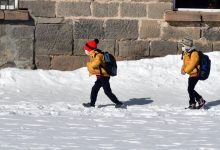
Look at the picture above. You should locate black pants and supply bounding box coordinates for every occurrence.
[90,77,121,105]
[188,77,202,105]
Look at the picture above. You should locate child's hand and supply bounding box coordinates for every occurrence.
[181,70,186,75]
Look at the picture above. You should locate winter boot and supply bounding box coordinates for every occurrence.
[197,98,206,109]
[188,103,196,109]
[83,102,95,108]
[115,102,125,108]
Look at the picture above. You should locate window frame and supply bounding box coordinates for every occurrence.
[173,0,220,12]
[0,0,18,10]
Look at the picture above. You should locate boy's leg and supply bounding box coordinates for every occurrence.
[90,79,102,106]
[194,85,202,103]
[101,77,122,105]
[188,77,199,106]
[190,77,202,103]
[194,92,202,103]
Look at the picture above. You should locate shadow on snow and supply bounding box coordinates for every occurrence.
[123,98,153,106]
[97,98,153,108]
[205,99,220,109]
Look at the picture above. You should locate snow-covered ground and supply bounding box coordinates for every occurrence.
[0,52,220,150]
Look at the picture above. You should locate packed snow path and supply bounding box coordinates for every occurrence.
[0,52,220,150]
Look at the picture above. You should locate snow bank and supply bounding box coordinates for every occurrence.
[0,52,220,150]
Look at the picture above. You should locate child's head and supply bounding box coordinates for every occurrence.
[180,37,194,52]
[84,39,99,55]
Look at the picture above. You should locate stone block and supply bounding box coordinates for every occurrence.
[14,60,34,69]
[0,32,15,67]
[194,40,213,52]
[150,41,177,57]
[203,27,220,41]
[51,56,89,71]
[35,23,73,55]
[16,39,34,60]
[105,19,138,40]
[121,3,147,17]
[8,25,35,39]
[118,40,150,58]
[74,19,104,39]
[93,2,119,17]
[213,42,220,51]
[0,43,8,66]
[165,10,201,22]
[140,20,160,39]
[0,25,6,36]
[36,55,51,70]
[98,39,116,55]
[0,62,16,68]
[4,10,29,21]
[202,12,220,22]
[0,25,34,69]
[162,25,200,40]
[0,43,33,69]
[57,1,91,17]
[0,10,4,20]
[148,3,172,19]
[74,39,88,56]
[19,0,56,17]
[74,39,116,56]
[35,17,65,24]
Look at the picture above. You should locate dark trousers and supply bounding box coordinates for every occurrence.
[188,77,202,105]
[90,77,121,105]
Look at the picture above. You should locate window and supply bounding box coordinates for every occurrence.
[173,0,220,11]
[0,0,18,10]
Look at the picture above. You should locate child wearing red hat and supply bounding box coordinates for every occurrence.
[83,39,124,108]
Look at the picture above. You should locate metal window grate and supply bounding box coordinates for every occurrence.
[0,0,18,10]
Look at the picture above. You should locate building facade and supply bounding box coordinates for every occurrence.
[0,0,219,70]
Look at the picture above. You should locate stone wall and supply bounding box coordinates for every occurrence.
[0,0,219,70]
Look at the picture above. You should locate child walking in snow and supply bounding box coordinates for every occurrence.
[180,38,206,109]
[82,39,124,108]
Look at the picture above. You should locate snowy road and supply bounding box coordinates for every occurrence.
[1,104,220,150]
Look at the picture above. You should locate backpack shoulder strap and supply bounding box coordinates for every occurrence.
[188,49,197,58]
[94,49,104,54]
[94,49,106,74]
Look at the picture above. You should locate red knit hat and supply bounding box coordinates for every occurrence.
[84,39,99,52]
